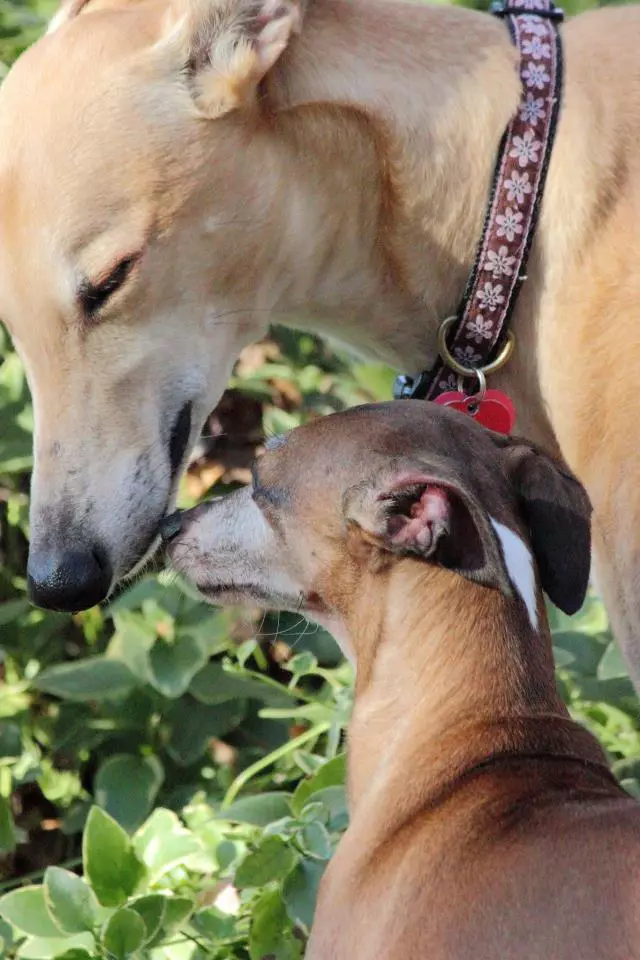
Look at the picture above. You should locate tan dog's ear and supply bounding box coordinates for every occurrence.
[502,442,592,616]
[48,0,91,32]
[343,460,513,599]
[48,0,144,33]
[162,0,303,118]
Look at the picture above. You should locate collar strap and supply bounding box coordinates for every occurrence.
[394,0,564,402]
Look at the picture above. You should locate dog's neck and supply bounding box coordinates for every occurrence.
[343,562,600,823]
[255,0,521,371]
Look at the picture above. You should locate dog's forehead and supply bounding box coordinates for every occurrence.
[0,2,183,210]
[262,403,505,492]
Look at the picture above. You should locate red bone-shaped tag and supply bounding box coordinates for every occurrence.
[434,389,516,435]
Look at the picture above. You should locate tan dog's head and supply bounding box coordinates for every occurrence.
[163,402,592,661]
[0,0,305,610]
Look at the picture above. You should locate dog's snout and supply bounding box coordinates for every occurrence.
[27,543,112,612]
[159,510,185,543]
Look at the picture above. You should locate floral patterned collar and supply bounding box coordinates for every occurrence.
[394,0,564,403]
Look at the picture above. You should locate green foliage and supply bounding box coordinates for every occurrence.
[1,0,640,955]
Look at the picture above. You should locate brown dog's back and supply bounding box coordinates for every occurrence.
[309,762,640,959]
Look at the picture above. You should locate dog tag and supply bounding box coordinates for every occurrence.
[434,389,516,435]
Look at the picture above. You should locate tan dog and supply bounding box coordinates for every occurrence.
[0,0,640,683]
[162,401,640,959]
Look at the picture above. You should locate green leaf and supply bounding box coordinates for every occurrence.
[51,951,94,960]
[250,890,301,960]
[107,612,156,684]
[83,807,145,907]
[0,797,16,854]
[190,907,236,940]
[350,362,395,400]
[0,721,22,758]
[221,793,292,827]
[43,868,99,935]
[553,646,576,668]
[291,755,346,816]
[15,934,94,959]
[282,859,326,930]
[34,659,137,702]
[621,778,640,799]
[0,917,13,952]
[106,579,170,616]
[160,897,194,931]
[0,886,62,938]
[298,822,332,861]
[216,840,239,870]
[101,907,145,960]
[550,631,606,677]
[612,756,640,781]
[0,598,31,628]
[147,636,209,699]
[547,594,609,636]
[235,836,298,888]
[128,895,166,945]
[312,786,349,832]
[597,641,629,681]
[146,897,194,948]
[166,697,246,766]
[286,652,318,678]
[133,809,202,882]
[188,661,294,707]
[95,754,164,833]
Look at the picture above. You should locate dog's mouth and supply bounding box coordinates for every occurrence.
[193,580,302,611]
[198,582,272,603]
[119,403,193,581]
[169,401,193,480]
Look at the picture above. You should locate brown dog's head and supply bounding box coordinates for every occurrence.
[0,0,307,610]
[163,402,592,659]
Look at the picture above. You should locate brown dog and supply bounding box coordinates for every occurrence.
[1,0,640,689]
[162,402,640,959]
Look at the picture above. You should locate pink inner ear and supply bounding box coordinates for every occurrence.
[391,485,451,551]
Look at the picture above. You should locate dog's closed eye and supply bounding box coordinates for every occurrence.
[79,255,139,318]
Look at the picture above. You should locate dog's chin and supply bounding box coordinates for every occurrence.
[195,581,300,611]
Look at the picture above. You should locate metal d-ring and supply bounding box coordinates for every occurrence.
[457,369,487,410]
[437,315,515,379]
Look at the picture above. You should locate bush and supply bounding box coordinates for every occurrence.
[1,0,639,957]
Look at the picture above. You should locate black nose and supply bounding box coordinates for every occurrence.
[159,510,184,544]
[27,545,113,612]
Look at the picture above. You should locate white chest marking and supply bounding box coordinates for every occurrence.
[490,518,538,631]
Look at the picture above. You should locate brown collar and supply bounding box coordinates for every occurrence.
[394,0,564,403]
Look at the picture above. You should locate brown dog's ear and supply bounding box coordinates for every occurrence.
[162,0,303,118]
[502,442,592,616]
[343,461,513,598]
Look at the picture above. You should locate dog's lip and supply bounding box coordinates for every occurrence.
[169,402,193,480]
[197,582,270,601]
[195,581,301,609]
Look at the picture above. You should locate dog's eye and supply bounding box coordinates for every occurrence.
[80,256,138,317]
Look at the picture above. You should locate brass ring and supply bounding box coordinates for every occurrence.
[437,316,515,379]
